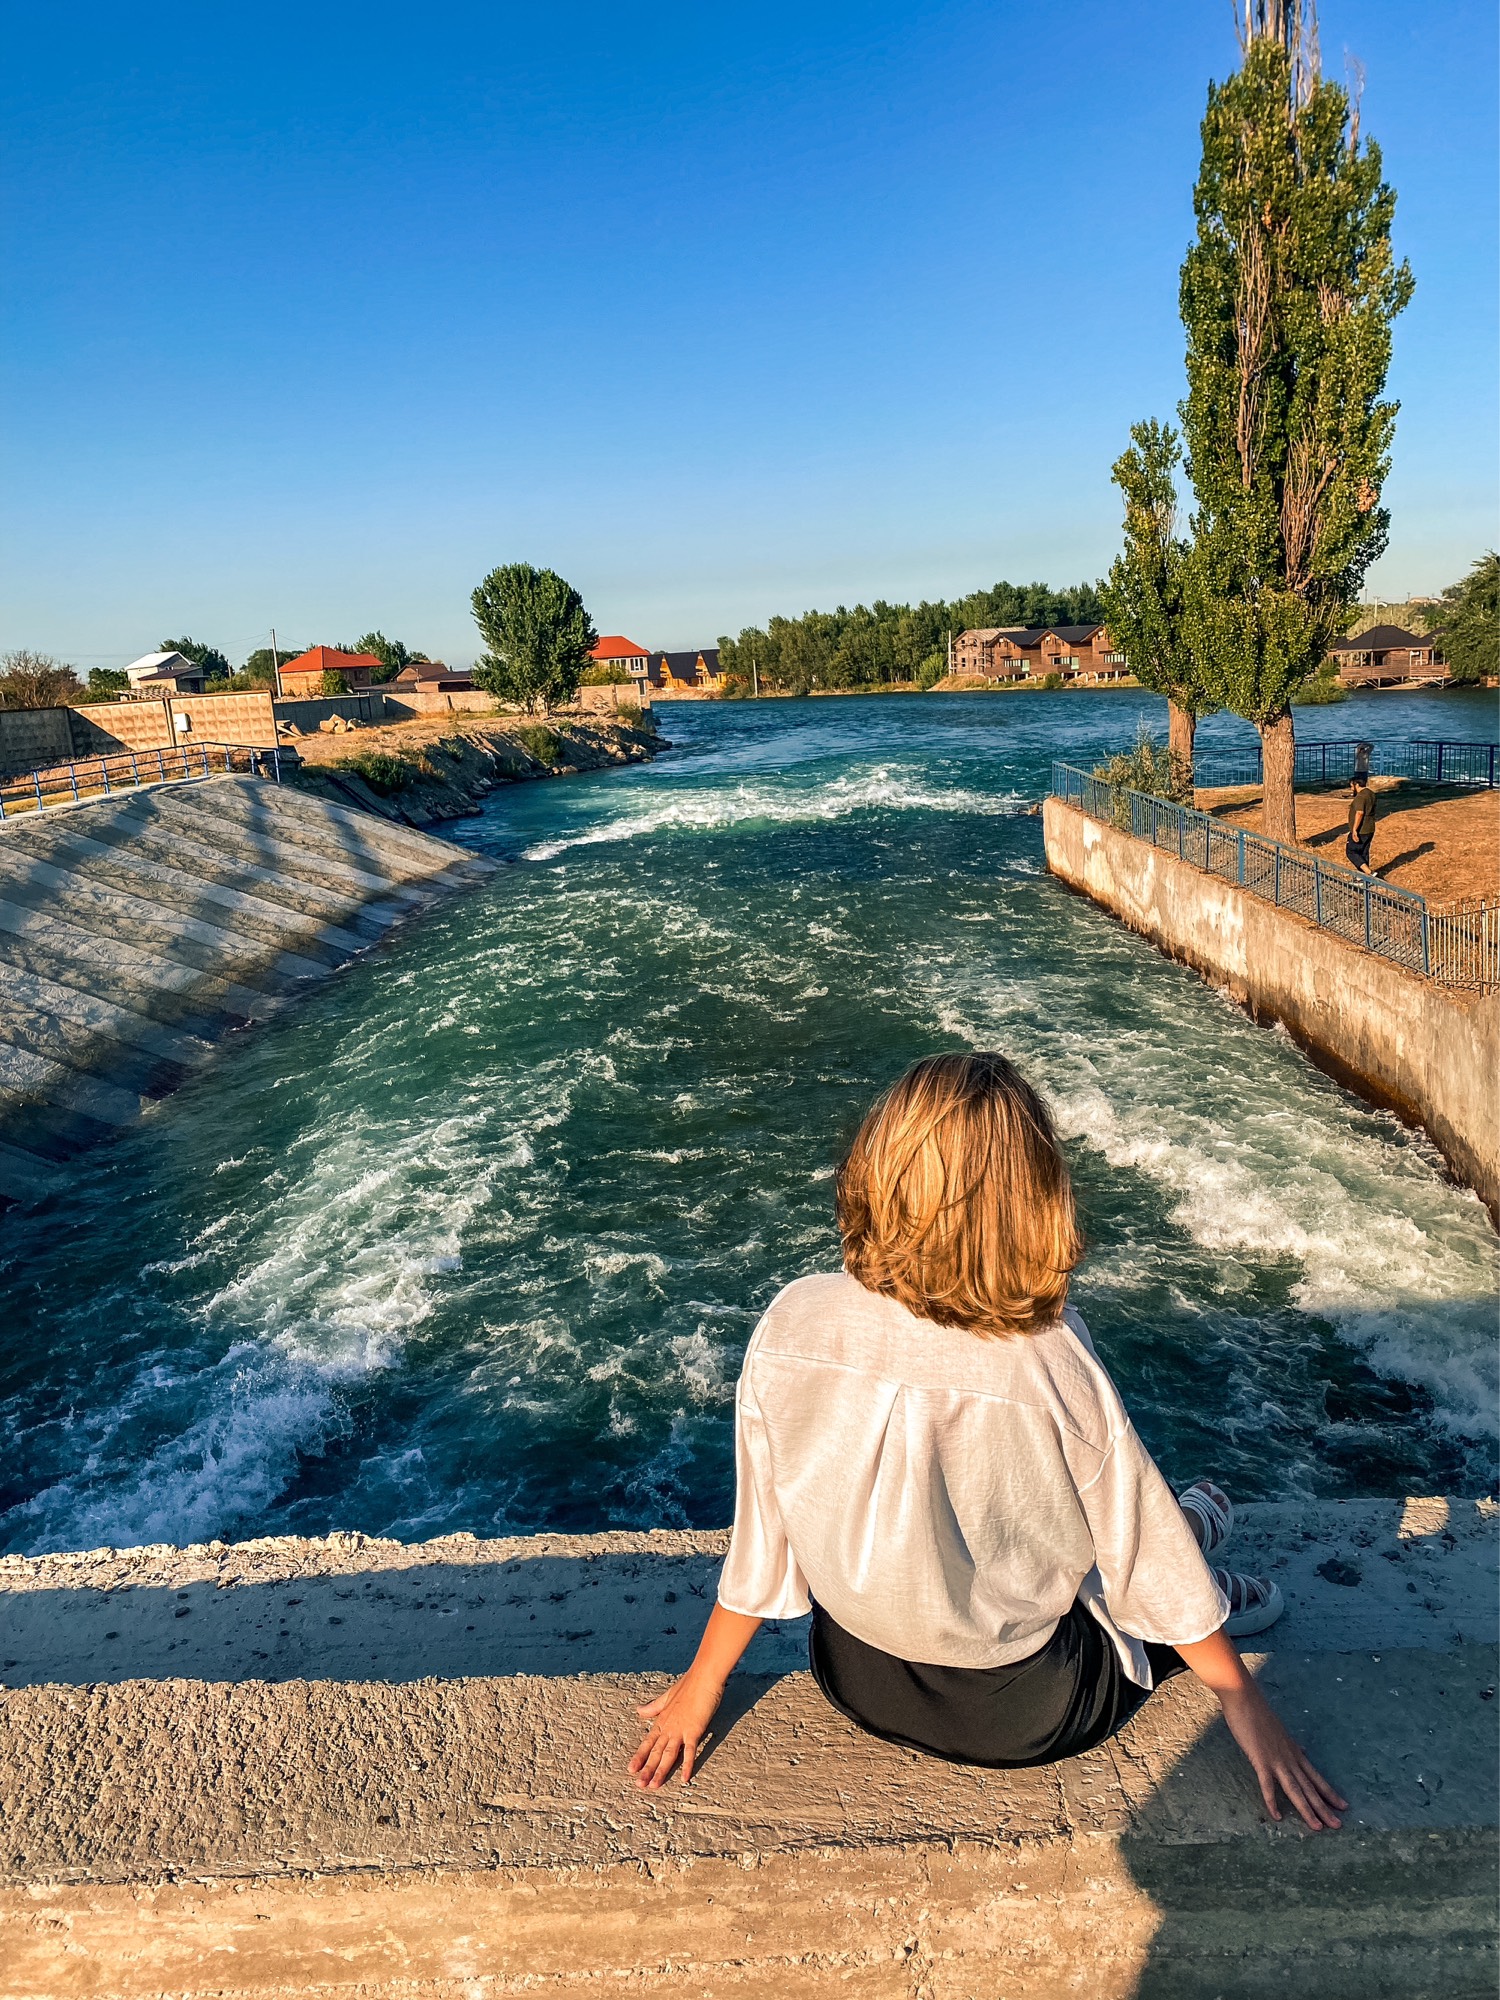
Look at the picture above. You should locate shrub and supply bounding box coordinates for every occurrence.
[512,723,561,765]
[321,670,350,696]
[1039,671,1064,691]
[1292,669,1349,706]
[915,652,946,690]
[337,750,413,794]
[1094,728,1193,827]
[580,662,632,686]
[615,702,644,728]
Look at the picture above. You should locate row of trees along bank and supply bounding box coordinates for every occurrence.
[1101,0,1412,844]
[716,582,1104,696]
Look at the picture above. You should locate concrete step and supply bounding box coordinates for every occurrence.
[10,819,372,963]
[0,848,337,995]
[0,917,264,1044]
[0,1499,1492,1999]
[132,786,445,906]
[0,966,204,1101]
[0,1039,150,1160]
[163,779,484,887]
[64,796,409,935]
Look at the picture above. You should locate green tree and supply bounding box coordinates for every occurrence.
[716,579,1105,695]
[580,661,632,685]
[1177,2,1412,840]
[470,564,597,714]
[0,651,84,707]
[239,646,303,688]
[349,631,427,682]
[1101,421,1212,775]
[320,670,350,695]
[1435,553,1498,685]
[84,666,131,700]
[160,635,231,680]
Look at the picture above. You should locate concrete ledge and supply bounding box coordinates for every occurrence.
[0,1500,1494,1997]
[1042,797,1500,1222]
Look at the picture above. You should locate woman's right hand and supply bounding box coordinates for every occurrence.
[1216,1679,1347,1830]
[1175,1625,1347,1831]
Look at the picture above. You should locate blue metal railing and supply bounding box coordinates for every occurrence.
[0,740,283,821]
[1192,737,1497,792]
[1050,759,1498,990]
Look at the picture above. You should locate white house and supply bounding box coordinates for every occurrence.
[123,650,207,697]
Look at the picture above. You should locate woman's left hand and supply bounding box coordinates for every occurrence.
[630,1670,724,1788]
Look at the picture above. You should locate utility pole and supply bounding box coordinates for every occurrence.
[946,628,952,677]
[270,628,282,698]
[751,652,759,700]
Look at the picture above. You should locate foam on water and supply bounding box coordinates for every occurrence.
[2,690,1495,1554]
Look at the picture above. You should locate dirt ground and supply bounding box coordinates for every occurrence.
[1197,777,1498,905]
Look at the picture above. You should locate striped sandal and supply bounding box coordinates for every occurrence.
[1214,1568,1285,1638]
[1178,1480,1234,1559]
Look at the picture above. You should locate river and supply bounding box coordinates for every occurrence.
[2,688,1496,1555]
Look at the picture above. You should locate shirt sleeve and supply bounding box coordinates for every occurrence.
[1076,1417,1230,1648]
[716,1357,812,1621]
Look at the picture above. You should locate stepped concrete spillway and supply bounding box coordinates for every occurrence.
[0,775,493,1202]
[0,1496,1493,1997]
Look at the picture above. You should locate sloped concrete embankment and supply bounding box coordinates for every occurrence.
[1043,797,1500,1223]
[0,1498,1493,1998]
[0,775,493,1203]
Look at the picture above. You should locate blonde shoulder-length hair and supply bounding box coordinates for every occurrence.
[836,1051,1082,1338]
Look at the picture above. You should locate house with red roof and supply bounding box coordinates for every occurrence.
[276,646,385,694]
[588,636,654,694]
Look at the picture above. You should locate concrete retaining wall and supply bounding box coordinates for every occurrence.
[378,686,497,718]
[0,1498,1492,1998]
[0,707,73,774]
[69,691,279,754]
[1,695,280,773]
[272,691,388,732]
[1044,798,1500,1221]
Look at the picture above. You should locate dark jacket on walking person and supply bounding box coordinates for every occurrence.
[1346,779,1377,874]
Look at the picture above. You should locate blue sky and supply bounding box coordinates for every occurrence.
[2,0,1495,667]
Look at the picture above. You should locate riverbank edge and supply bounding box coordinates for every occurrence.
[287,713,665,827]
[0,1498,1493,1999]
[1042,796,1500,1225]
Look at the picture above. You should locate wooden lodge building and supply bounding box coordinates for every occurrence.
[947,624,1130,685]
[1326,625,1446,687]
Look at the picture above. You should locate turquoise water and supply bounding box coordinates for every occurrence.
[2,689,1496,1555]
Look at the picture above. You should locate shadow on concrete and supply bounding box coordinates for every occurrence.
[0,1550,807,1691]
[1115,1644,1500,1998]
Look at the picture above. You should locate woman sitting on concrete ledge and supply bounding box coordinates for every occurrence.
[629,1051,1347,1832]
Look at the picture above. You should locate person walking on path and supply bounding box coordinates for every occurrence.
[628,1053,1345,1833]
[1346,775,1378,875]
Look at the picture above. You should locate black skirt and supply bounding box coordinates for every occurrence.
[809,1599,1186,1770]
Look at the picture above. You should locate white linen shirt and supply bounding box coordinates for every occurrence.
[717,1272,1229,1689]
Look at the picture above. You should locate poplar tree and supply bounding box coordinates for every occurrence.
[1100,421,1207,778]
[1178,0,1412,840]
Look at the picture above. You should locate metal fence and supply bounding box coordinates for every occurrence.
[0,740,283,821]
[1050,760,1498,991]
[1192,737,1498,792]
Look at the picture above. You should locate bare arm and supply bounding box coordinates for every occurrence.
[1175,1626,1346,1831]
[629,1603,762,1789]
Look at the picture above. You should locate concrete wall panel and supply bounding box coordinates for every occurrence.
[1043,798,1499,1222]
